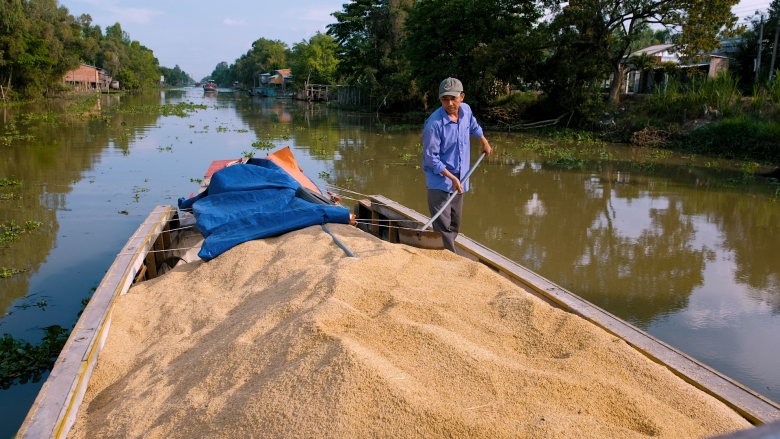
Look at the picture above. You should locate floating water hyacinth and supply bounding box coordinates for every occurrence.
[0,267,25,278]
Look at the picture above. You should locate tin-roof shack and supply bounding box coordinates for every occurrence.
[620,44,730,94]
[251,69,294,98]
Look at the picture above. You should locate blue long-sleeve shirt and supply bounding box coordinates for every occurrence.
[422,103,484,193]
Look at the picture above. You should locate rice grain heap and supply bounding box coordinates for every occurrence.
[69,224,751,439]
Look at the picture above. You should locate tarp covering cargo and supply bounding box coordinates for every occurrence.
[178,155,350,261]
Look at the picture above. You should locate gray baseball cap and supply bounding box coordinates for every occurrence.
[438,77,464,99]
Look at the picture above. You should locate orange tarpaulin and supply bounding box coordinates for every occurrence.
[267,146,321,194]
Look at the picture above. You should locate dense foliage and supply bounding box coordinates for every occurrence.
[0,1,190,98]
[207,38,290,87]
[403,0,542,110]
[327,0,414,109]
[160,65,194,87]
[542,0,740,108]
[1,0,81,98]
[290,32,339,86]
[729,0,780,90]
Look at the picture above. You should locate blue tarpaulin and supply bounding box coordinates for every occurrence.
[178,158,351,261]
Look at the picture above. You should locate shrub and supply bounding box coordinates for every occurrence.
[675,116,780,162]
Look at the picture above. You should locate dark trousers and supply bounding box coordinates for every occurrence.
[427,189,463,252]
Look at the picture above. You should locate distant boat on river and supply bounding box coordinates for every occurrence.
[203,80,218,92]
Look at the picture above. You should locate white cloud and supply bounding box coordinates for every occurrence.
[223,18,247,26]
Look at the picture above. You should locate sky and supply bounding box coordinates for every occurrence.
[59,0,776,82]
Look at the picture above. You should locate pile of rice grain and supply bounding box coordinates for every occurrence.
[68,224,751,439]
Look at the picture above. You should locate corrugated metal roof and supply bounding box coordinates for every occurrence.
[627,44,676,58]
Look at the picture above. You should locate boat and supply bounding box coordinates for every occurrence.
[203,80,218,92]
[16,148,780,439]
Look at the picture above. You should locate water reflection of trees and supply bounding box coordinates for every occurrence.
[0,94,166,311]
[690,191,780,314]
[464,161,708,326]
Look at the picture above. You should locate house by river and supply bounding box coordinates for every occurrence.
[63,64,119,91]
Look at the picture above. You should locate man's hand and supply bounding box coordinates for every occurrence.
[450,175,464,194]
[480,136,492,157]
[441,169,463,193]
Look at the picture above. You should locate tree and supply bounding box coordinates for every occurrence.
[628,51,658,93]
[0,2,165,97]
[209,61,231,86]
[548,0,740,104]
[327,0,415,109]
[0,0,84,98]
[729,3,780,88]
[630,24,672,52]
[403,0,542,109]
[533,20,610,122]
[290,32,339,86]
[72,14,102,66]
[229,38,289,87]
[160,65,193,86]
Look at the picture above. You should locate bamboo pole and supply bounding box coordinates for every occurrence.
[0,84,5,101]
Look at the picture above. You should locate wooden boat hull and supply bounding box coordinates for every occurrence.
[16,192,780,439]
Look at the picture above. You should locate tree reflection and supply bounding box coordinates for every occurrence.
[687,189,780,314]
[0,95,164,311]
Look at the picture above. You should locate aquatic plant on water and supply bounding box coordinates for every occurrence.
[119,102,207,118]
[0,267,25,278]
[0,178,22,187]
[0,220,42,244]
[0,326,70,389]
[251,140,275,150]
[0,289,94,389]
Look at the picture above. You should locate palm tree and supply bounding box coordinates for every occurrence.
[629,52,658,94]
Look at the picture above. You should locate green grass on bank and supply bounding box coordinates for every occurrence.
[674,117,780,163]
[606,73,780,164]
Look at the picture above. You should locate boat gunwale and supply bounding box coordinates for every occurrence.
[17,206,180,439]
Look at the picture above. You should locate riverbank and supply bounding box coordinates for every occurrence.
[604,93,780,166]
[474,85,780,167]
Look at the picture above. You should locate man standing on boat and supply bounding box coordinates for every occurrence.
[422,77,492,252]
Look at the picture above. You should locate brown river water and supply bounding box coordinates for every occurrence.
[1,88,779,436]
